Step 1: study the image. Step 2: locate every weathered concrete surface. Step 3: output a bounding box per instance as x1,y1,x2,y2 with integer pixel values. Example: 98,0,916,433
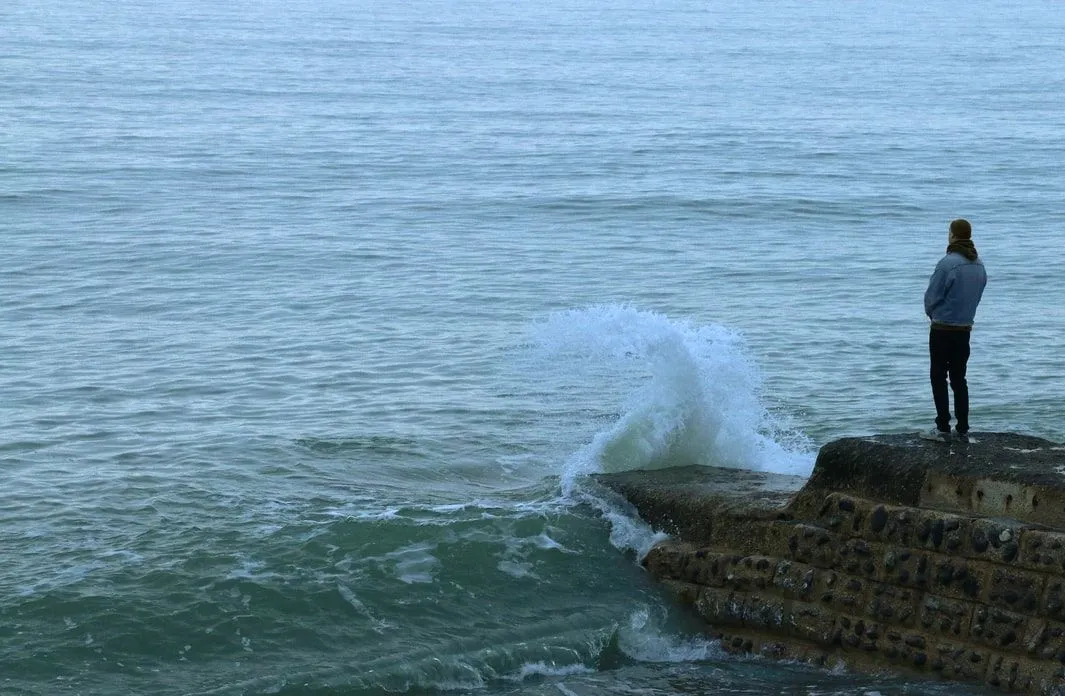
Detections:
594,465,806,547
795,433,1065,528
595,432,1065,695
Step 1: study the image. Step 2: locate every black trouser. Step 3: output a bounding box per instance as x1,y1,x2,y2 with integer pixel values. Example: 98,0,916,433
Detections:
929,328,971,433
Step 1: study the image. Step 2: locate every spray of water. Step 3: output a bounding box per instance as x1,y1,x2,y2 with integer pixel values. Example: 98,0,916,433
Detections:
529,305,813,494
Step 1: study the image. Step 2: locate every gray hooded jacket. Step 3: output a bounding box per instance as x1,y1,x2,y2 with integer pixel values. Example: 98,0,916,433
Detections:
924,252,987,326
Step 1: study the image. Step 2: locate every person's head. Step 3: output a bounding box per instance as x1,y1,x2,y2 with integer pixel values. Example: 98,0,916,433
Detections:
949,218,972,243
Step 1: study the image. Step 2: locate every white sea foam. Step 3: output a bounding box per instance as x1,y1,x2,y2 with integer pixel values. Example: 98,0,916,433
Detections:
508,661,596,680
224,555,275,582
531,531,573,552
384,542,441,584
589,495,670,561
617,606,724,663
497,559,537,578
320,497,570,534
336,583,393,633
494,528,576,578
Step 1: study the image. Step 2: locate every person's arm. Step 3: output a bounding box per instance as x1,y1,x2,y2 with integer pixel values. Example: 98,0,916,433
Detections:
924,264,951,320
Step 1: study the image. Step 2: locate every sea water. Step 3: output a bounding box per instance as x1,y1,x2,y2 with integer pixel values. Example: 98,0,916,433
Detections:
4,0,1065,694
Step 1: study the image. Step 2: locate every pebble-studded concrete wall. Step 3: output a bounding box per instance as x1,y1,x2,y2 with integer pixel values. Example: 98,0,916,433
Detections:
642,490,1065,694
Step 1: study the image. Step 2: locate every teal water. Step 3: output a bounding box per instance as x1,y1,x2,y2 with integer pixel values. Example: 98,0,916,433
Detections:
4,0,1065,694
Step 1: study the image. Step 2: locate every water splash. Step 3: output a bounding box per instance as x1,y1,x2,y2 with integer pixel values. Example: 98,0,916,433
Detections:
529,305,814,490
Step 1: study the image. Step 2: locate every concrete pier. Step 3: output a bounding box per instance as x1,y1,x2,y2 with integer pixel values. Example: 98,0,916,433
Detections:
596,433,1065,694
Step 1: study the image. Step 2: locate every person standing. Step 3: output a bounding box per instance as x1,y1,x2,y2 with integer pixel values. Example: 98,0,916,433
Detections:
921,218,988,442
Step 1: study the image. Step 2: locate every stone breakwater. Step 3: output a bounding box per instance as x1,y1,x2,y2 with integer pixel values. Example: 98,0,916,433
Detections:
595,433,1065,694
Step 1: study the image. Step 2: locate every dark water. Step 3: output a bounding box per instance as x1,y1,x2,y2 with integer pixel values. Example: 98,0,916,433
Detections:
5,0,1064,693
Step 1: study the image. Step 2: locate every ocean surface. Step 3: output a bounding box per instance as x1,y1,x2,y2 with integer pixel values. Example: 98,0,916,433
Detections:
4,0,1065,694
